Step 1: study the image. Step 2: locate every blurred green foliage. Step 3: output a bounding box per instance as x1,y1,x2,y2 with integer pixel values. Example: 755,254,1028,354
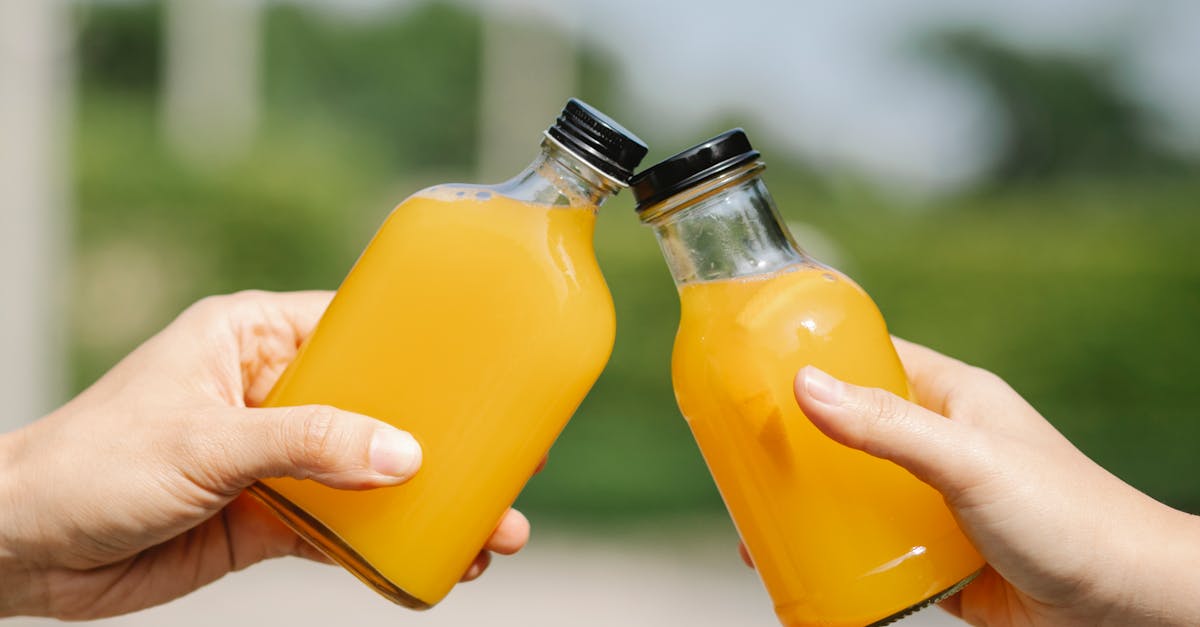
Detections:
265,5,482,170
925,31,1192,183
71,3,1200,525
76,1,162,92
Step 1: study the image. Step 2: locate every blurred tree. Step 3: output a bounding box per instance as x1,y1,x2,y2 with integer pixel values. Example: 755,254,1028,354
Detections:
264,3,484,172
75,1,161,93
927,30,1185,183
70,2,1200,521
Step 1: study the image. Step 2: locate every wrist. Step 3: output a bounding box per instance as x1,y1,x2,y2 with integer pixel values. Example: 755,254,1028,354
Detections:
0,428,38,617
1113,500,1200,625
1151,509,1200,624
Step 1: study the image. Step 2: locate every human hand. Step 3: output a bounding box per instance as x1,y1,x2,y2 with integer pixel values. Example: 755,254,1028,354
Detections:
775,337,1200,626
0,291,531,619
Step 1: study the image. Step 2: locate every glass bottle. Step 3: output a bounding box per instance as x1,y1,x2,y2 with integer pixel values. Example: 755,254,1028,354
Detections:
632,129,983,626
251,99,647,608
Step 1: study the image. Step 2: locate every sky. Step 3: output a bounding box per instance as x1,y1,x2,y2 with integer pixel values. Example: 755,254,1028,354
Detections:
250,0,1200,192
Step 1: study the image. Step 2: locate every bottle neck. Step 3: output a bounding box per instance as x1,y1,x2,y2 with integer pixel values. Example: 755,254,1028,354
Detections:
493,137,625,209
641,162,808,286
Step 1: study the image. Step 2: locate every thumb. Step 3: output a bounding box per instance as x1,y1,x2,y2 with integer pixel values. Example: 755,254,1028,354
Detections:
201,405,422,493
794,366,978,496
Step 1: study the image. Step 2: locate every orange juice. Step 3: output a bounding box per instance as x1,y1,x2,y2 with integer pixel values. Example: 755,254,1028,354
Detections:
255,189,614,606
674,265,982,626
251,99,648,607
632,129,983,626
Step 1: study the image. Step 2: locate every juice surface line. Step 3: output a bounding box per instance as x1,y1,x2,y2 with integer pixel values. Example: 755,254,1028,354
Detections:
632,129,984,626
251,99,648,607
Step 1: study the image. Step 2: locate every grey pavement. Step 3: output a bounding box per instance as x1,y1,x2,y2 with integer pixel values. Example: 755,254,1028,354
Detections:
7,523,965,627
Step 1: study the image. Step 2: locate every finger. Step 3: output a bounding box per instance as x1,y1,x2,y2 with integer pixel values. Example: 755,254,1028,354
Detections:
794,366,981,494
937,589,964,619
292,540,336,566
178,290,333,351
484,509,530,556
206,289,334,342
460,551,492,582
255,290,335,340
892,336,1019,427
891,336,975,415
196,405,422,494
737,542,754,569
205,494,336,571
891,336,969,377
221,291,335,406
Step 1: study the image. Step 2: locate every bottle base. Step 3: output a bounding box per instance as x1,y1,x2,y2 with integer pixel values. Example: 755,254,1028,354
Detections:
865,568,982,627
248,482,432,610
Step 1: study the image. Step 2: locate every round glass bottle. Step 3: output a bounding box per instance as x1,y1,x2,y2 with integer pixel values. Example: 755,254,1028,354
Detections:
633,129,983,627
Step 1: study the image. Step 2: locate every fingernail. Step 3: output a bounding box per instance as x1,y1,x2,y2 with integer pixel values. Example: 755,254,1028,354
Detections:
369,428,422,478
803,366,843,405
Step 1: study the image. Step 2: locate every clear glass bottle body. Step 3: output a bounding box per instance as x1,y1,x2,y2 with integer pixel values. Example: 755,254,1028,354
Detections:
647,162,984,626
252,138,620,608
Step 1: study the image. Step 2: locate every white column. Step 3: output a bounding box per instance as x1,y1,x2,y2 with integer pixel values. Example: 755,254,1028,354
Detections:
0,0,71,430
476,9,578,182
162,0,262,167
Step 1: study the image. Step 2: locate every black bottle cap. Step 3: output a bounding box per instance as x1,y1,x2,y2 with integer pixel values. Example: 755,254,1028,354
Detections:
630,129,761,211
546,98,649,185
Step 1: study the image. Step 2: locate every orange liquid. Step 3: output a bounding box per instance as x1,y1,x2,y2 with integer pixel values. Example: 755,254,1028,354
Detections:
672,264,983,626
254,187,615,607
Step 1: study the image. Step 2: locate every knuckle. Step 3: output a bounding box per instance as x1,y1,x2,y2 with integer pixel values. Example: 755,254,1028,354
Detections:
939,367,1011,420
228,288,270,304
187,293,233,317
962,427,999,474
162,408,244,494
291,405,343,472
941,389,974,421
867,389,909,425
183,290,267,322
847,387,911,450
967,365,1010,392
176,293,238,331
166,409,218,465
940,427,998,503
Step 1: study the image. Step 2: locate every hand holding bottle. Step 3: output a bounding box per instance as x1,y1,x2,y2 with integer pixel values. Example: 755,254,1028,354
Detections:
635,130,982,625
252,99,647,607
0,291,530,620
788,337,1200,626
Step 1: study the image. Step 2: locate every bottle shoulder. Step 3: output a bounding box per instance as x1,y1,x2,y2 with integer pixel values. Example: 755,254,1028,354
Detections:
394,183,603,215
676,265,889,354
679,264,871,315
346,193,610,305
408,183,498,203
672,265,906,405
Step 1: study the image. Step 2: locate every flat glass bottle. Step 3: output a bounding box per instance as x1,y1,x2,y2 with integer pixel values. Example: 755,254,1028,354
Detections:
632,130,984,627
252,99,648,608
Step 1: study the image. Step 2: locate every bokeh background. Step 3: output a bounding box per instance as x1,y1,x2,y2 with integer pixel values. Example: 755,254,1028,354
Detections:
3,0,1199,625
